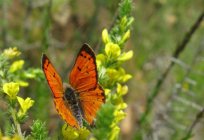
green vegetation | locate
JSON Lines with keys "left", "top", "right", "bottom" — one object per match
{"left": 0, "top": 0, "right": 203, "bottom": 139}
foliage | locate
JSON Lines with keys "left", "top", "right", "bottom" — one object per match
{"left": 30, "top": 120, "right": 49, "bottom": 140}
{"left": 0, "top": 0, "right": 204, "bottom": 139}
{"left": 0, "top": 47, "right": 45, "bottom": 139}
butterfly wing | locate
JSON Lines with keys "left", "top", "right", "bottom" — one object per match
{"left": 42, "top": 54, "right": 64, "bottom": 98}
{"left": 79, "top": 84, "right": 105, "bottom": 124}
{"left": 42, "top": 54, "right": 79, "bottom": 128}
{"left": 69, "top": 44, "right": 105, "bottom": 125}
{"left": 69, "top": 44, "right": 97, "bottom": 92}
{"left": 54, "top": 98, "right": 79, "bottom": 128}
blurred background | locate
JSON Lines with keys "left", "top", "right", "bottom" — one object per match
{"left": 0, "top": 0, "right": 204, "bottom": 139}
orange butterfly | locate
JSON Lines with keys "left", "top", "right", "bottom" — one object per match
{"left": 42, "top": 44, "right": 105, "bottom": 128}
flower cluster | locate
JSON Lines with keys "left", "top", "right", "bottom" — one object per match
{"left": 0, "top": 47, "right": 43, "bottom": 139}
{"left": 97, "top": 33, "right": 133, "bottom": 88}
{"left": 93, "top": 0, "right": 134, "bottom": 139}
{"left": 1, "top": 48, "right": 35, "bottom": 117}
{"left": 2, "top": 47, "right": 21, "bottom": 59}
{"left": 3, "top": 82, "right": 34, "bottom": 120}
{"left": 93, "top": 28, "right": 133, "bottom": 139}
{"left": 62, "top": 125, "right": 90, "bottom": 140}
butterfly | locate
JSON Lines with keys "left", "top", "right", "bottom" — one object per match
{"left": 42, "top": 44, "right": 105, "bottom": 128}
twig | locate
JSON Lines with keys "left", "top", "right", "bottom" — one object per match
{"left": 181, "top": 108, "right": 204, "bottom": 140}
{"left": 139, "top": 11, "right": 204, "bottom": 125}
{"left": 86, "top": 0, "right": 101, "bottom": 51}
{"left": 42, "top": 0, "right": 52, "bottom": 50}
{"left": 173, "top": 12, "right": 204, "bottom": 58}
{"left": 23, "top": 0, "right": 32, "bottom": 40}
{"left": 146, "top": 38, "right": 204, "bottom": 138}
{"left": 1, "top": 0, "right": 8, "bottom": 48}
{"left": 94, "top": 3, "right": 119, "bottom": 53}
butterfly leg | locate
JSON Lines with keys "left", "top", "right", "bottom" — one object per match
{"left": 65, "top": 124, "right": 68, "bottom": 130}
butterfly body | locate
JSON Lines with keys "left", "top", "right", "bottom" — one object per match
{"left": 42, "top": 44, "right": 105, "bottom": 128}
{"left": 63, "top": 84, "right": 83, "bottom": 127}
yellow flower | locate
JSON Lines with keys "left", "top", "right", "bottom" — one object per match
{"left": 106, "top": 68, "right": 118, "bottom": 81}
{"left": 116, "top": 83, "right": 128, "bottom": 96}
{"left": 9, "top": 60, "right": 24, "bottom": 73}
{"left": 3, "top": 82, "right": 19, "bottom": 99}
{"left": 17, "top": 97, "right": 34, "bottom": 116}
{"left": 0, "top": 134, "right": 21, "bottom": 140}
{"left": 3, "top": 47, "right": 21, "bottom": 59}
{"left": 12, "top": 134, "right": 21, "bottom": 140}
{"left": 114, "top": 109, "right": 126, "bottom": 122}
{"left": 102, "top": 29, "right": 111, "bottom": 44}
{"left": 105, "top": 43, "right": 121, "bottom": 58}
{"left": 104, "top": 88, "right": 111, "bottom": 95}
{"left": 108, "top": 125, "right": 120, "bottom": 140}
{"left": 117, "top": 50, "right": 133, "bottom": 61}
{"left": 78, "top": 127, "right": 91, "bottom": 140}
{"left": 117, "top": 102, "right": 127, "bottom": 110}
{"left": 96, "top": 54, "right": 106, "bottom": 67}
{"left": 62, "top": 124, "right": 90, "bottom": 140}
{"left": 117, "top": 68, "right": 132, "bottom": 83}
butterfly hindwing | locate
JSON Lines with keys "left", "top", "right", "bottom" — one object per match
{"left": 79, "top": 84, "right": 105, "bottom": 124}
{"left": 42, "top": 54, "right": 79, "bottom": 128}
{"left": 69, "top": 44, "right": 97, "bottom": 92}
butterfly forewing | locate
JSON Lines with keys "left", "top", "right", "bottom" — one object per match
{"left": 69, "top": 44, "right": 97, "bottom": 92}
{"left": 54, "top": 98, "right": 79, "bottom": 128}
{"left": 42, "top": 54, "right": 79, "bottom": 128}
{"left": 42, "top": 54, "right": 64, "bottom": 98}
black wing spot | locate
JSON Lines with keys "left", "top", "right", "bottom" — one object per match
{"left": 46, "top": 61, "right": 50, "bottom": 67}
{"left": 53, "top": 73, "right": 56, "bottom": 77}
{"left": 77, "top": 66, "right": 82, "bottom": 71}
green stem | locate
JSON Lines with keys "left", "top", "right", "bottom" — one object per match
{"left": 10, "top": 108, "right": 23, "bottom": 139}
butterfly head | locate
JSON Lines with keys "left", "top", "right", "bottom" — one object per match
{"left": 63, "top": 83, "right": 72, "bottom": 92}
